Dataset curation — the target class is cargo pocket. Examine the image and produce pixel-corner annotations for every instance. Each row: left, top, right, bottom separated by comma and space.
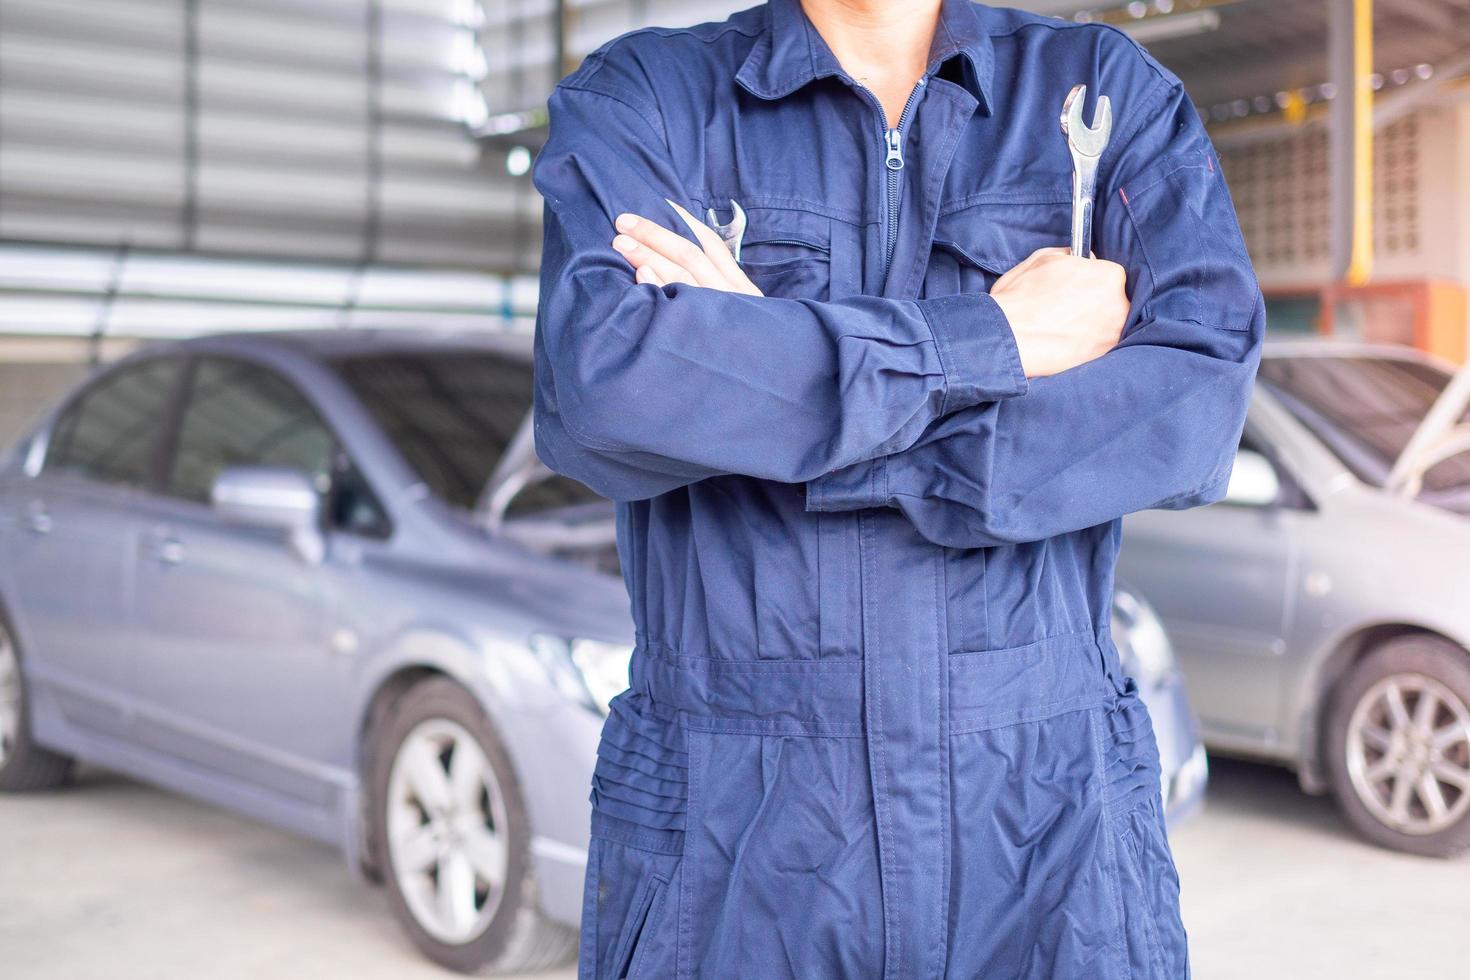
730, 205, 832, 301
582, 691, 685, 979
681, 727, 883, 978
1097, 681, 1189, 980
925, 197, 1073, 299
1118, 150, 1259, 332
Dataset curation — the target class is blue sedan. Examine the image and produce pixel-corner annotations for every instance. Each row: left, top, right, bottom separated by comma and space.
0, 329, 1204, 973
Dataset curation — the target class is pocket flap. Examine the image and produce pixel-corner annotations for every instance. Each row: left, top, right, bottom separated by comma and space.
932, 198, 1072, 275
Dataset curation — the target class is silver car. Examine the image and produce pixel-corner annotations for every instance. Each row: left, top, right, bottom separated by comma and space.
1120, 341, 1470, 858
0, 329, 1205, 973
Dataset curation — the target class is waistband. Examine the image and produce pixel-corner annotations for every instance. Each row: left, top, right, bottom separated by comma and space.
629, 628, 1124, 737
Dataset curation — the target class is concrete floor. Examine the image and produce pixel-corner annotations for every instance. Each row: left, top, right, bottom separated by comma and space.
0, 757, 1464, 979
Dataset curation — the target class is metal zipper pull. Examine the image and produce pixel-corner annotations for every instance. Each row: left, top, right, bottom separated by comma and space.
884, 128, 904, 171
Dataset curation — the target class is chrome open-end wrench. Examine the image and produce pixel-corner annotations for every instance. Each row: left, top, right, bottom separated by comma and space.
703, 199, 748, 262
1060, 85, 1113, 259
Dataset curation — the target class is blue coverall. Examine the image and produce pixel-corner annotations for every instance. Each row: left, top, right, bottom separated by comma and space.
530, 1, 1264, 976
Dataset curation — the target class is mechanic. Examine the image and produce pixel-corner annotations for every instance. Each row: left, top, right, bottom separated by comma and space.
531, 0, 1264, 977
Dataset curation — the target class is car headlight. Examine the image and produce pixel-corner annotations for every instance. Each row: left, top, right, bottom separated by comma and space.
1112, 589, 1176, 687
528, 633, 633, 715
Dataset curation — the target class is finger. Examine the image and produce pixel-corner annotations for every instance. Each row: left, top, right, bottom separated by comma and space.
994, 246, 1070, 288
664, 199, 749, 286
635, 264, 666, 287
614, 212, 723, 287
612, 234, 699, 286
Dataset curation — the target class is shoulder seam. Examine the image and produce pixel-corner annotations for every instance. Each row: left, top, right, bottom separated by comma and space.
988, 19, 1170, 88
554, 80, 670, 153
581, 17, 759, 69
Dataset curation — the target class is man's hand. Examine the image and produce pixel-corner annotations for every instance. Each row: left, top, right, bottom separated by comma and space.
989, 247, 1130, 379
611, 202, 763, 296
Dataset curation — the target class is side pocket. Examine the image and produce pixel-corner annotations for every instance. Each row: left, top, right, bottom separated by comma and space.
612, 869, 669, 979
582, 835, 680, 980
582, 691, 686, 979
1098, 684, 1189, 980
1119, 150, 1259, 332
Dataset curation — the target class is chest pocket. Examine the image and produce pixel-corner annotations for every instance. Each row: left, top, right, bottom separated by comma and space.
924, 197, 1073, 299
734, 206, 832, 302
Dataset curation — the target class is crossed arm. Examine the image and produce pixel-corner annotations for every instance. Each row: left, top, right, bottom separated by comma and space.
530, 62, 1264, 548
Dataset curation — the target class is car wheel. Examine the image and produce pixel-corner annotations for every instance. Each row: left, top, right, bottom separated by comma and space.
0, 614, 73, 792
368, 677, 575, 974
1325, 635, 1470, 858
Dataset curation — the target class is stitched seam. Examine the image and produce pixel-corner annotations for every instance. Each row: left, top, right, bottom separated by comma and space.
988, 19, 1172, 93
1121, 154, 1209, 204
893, 84, 973, 302
638, 637, 864, 673
915, 299, 957, 418
677, 729, 701, 977
860, 512, 899, 975
1091, 705, 1134, 976
556, 80, 668, 151
1122, 826, 1168, 979
946, 627, 1098, 663
940, 191, 1075, 215
949, 691, 1109, 734
933, 546, 951, 980
683, 717, 866, 737
629, 874, 672, 979
592, 824, 683, 856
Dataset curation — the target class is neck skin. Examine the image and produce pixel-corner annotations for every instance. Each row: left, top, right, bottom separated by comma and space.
799, 0, 942, 125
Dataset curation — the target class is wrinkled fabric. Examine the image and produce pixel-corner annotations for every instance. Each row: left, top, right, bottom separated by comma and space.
532, 1, 1263, 977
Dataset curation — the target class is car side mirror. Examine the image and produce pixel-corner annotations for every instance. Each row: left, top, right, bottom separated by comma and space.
1224, 449, 1281, 508
211, 465, 325, 563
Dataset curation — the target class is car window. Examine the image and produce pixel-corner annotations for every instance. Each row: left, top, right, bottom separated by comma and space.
167, 357, 336, 505
45, 357, 182, 490
329, 350, 601, 514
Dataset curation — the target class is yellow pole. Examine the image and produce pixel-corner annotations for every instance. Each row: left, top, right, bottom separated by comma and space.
1345, 0, 1374, 286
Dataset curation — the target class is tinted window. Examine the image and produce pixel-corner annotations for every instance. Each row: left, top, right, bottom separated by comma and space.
168, 358, 336, 504
1257, 355, 1470, 491
330, 350, 600, 513
46, 357, 181, 488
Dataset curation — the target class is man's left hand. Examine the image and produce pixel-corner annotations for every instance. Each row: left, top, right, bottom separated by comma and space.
612, 201, 763, 296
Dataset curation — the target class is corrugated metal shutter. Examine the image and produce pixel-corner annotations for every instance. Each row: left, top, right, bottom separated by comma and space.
0, 0, 538, 272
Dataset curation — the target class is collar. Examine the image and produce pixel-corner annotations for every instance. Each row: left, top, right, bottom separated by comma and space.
735, 0, 995, 114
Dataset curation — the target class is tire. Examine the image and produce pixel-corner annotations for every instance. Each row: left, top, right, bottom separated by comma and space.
367, 677, 575, 974
0, 612, 74, 792
1324, 635, 1470, 858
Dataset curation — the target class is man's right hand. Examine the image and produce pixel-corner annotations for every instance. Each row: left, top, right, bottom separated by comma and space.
989, 247, 1130, 379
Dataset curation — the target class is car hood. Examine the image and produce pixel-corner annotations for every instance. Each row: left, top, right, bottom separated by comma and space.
1388, 360, 1470, 500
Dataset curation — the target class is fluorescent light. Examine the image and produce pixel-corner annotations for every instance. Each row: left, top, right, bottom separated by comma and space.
1120, 9, 1221, 43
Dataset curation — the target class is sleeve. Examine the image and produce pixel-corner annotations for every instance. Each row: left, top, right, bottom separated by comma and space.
529, 62, 1028, 503
802, 70, 1265, 548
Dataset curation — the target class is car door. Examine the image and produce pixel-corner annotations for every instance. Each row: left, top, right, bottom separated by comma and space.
127, 354, 375, 813
1119, 428, 1303, 752
2, 356, 185, 739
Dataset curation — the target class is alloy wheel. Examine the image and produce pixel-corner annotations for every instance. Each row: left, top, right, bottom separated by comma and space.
385, 718, 511, 945
0, 625, 20, 767
1345, 672, 1470, 836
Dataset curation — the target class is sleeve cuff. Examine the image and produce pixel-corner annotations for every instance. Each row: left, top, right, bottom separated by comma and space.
915, 292, 1029, 415
804, 293, 1025, 513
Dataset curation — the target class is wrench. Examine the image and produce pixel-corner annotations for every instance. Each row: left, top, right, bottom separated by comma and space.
702, 199, 748, 263
1059, 84, 1113, 259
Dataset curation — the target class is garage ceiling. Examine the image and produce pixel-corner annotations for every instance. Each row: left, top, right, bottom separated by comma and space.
478, 0, 1470, 130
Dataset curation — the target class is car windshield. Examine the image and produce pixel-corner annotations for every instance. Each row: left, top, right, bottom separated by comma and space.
1257, 354, 1470, 500
328, 349, 601, 514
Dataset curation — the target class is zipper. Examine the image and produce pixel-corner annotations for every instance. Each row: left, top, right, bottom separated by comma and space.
878, 78, 926, 287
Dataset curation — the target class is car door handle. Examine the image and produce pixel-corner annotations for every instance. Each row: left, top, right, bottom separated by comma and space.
143, 535, 186, 566
25, 502, 52, 535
